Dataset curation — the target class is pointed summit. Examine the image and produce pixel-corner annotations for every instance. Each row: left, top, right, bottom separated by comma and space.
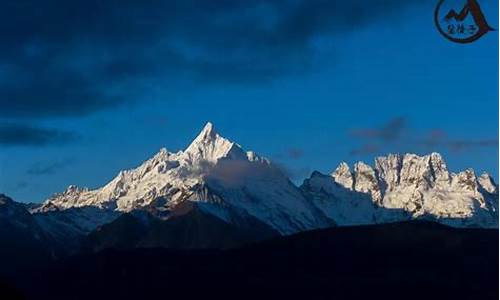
478, 173, 498, 194
186, 122, 223, 153
197, 122, 217, 140
332, 162, 354, 190
184, 122, 246, 162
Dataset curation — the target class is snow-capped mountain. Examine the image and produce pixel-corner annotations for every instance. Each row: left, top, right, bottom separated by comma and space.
35, 122, 331, 235
301, 153, 498, 228
29, 122, 498, 248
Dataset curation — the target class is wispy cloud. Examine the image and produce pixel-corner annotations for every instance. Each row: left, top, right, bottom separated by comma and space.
348, 117, 406, 156
27, 158, 73, 176
0, 122, 77, 146
420, 129, 498, 153
273, 147, 305, 160
285, 148, 305, 160
349, 117, 407, 142
349, 144, 380, 156
348, 118, 498, 156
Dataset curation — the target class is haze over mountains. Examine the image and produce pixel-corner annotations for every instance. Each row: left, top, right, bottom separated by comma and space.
1, 122, 498, 253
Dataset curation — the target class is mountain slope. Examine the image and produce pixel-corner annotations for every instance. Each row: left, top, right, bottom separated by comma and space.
33, 206, 120, 252
0, 195, 52, 276
83, 204, 278, 252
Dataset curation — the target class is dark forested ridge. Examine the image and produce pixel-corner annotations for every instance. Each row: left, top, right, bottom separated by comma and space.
1, 221, 497, 300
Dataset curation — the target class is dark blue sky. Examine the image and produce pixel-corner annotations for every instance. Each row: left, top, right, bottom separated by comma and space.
0, 0, 498, 202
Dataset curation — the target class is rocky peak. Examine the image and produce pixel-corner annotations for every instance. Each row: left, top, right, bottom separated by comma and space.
353, 162, 382, 202
302, 152, 498, 228
452, 169, 479, 192
184, 122, 247, 163
332, 162, 354, 190
307, 153, 495, 204
310, 170, 326, 179
478, 173, 498, 194
399, 154, 435, 189
1, 194, 37, 220
0, 194, 14, 206
152, 148, 170, 162
375, 154, 402, 191
63, 185, 88, 196
428, 152, 450, 184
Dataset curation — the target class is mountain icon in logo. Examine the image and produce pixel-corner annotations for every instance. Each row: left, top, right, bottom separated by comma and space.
435, 0, 494, 44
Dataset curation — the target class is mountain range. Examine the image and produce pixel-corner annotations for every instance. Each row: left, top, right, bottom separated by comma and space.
1, 122, 498, 254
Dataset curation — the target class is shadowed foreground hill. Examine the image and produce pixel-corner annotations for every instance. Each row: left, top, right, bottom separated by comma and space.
7, 221, 497, 300
83, 208, 279, 251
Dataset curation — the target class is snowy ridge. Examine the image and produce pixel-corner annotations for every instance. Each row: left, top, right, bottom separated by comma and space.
34, 122, 498, 237
35, 122, 327, 234
36, 123, 236, 212
302, 153, 498, 228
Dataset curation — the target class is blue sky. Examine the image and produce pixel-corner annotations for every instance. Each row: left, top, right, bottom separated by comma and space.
0, 0, 498, 202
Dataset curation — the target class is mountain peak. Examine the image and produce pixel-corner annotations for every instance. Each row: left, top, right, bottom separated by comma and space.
188, 122, 219, 147
332, 162, 354, 190
199, 122, 216, 139
479, 172, 497, 194
184, 122, 246, 163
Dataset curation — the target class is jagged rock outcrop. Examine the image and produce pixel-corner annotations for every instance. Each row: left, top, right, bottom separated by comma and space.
301, 153, 498, 228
